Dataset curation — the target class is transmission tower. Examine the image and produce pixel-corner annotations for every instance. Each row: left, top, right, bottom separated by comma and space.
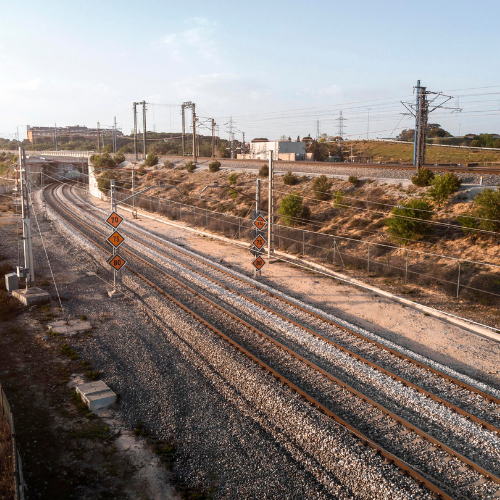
402, 80, 460, 171
336, 111, 347, 139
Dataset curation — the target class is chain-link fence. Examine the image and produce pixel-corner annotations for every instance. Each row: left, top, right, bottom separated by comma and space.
1, 383, 26, 500
108, 187, 500, 305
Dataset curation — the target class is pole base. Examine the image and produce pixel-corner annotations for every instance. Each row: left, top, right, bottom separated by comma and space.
108, 289, 124, 299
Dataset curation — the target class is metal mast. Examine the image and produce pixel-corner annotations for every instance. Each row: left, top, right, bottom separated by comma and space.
133, 102, 138, 161
142, 100, 147, 159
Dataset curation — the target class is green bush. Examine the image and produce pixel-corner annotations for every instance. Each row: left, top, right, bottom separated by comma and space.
312, 175, 332, 201
164, 160, 174, 168
114, 153, 125, 165
97, 170, 119, 193
333, 189, 345, 209
385, 198, 433, 242
186, 161, 196, 173
92, 153, 115, 169
209, 160, 221, 172
283, 171, 298, 185
428, 172, 462, 205
279, 193, 303, 226
228, 173, 238, 185
301, 205, 311, 220
145, 153, 158, 167
461, 188, 500, 232
411, 167, 435, 187
348, 175, 359, 186
259, 164, 269, 177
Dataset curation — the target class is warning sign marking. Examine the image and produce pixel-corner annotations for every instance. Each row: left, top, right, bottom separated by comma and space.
253, 215, 267, 231
252, 235, 267, 250
108, 254, 127, 271
252, 256, 266, 271
106, 211, 124, 229
107, 231, 125, 248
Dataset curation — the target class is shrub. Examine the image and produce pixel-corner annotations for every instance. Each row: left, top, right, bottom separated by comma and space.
494, 139, 500, 149
228, 173, 238, 185
209, 160, 221, 172
97, 170, 119, 193
283, 171, 298, 185
333, 189, 345, 208
301, 205, 311, 220
92, 153, 115, 169
428, 172, 462, 206
114, 153, 125, 165
312, 175, 332, 201
186, 161, 196, 173
259, 164, 269, 177
278, 193, 303, 226
385, 199, 433, 242
163, 160, 174, 168
464, 188, 500, 232
145, 154, 158, 167
348, 175, 359, 186
456, 214, 477, 234
411, 167, 435, 187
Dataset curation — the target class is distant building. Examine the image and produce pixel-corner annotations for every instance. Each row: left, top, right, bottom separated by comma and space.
241, 140, 306, 161
302, 135, 314, 146
26, 125, 123, 143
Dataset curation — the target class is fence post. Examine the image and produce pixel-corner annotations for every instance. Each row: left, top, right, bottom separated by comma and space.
205, 209, 208, 228
333, 240, 336, 264
405, 251, 408, 284
367, 243, 370, 273
457, 260, 461, 298
238, 218, 241, 239
302, 231, 305, 255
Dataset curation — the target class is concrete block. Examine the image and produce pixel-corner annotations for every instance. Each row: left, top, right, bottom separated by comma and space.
76, 381, 117, 411
12, 287, 50, 306
4, 273, 18, 292
48, 319, 91, 336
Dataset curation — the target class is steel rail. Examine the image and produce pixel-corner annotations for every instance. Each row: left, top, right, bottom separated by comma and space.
44, 181, 457, 499
68, 184, 500, 410
47, 183, 499, 497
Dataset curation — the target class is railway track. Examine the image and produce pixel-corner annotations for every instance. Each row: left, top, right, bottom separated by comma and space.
43, 181, 500, 499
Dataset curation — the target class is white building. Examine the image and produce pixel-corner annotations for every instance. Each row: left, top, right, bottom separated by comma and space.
242, 140, 307, 161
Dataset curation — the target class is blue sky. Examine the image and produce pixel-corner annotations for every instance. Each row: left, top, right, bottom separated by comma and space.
1, 0, 499, 141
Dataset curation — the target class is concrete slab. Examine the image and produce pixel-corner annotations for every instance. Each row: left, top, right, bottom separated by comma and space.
108, 289, 124, 298
48, 319, 91, 336
76, 380, 117, 411
12, 287, 50, 306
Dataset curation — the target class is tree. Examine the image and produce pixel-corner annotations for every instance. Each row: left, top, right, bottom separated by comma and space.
92, 153, 115, 169
186, 161, 196, 172
217, 142, 229, 158
428, 172, 462, 206
296, 136, 300, 142
307, 140, 329, 161
145, 153, 158, 167
259, 164, 269, 177
283, 171, 298, 185
228, 173, 238, 185
396, 129, 414, 142
461, 188, 500, 232
312, 175, 332, 200
279, 193, 303, 226
385, 199, 433, 242
427, 124, 451, 138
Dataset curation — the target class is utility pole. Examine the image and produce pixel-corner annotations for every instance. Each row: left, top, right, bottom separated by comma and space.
181, 103, 186, 156
192, 104, 197, 163
316, 120, 320, 140
229, 116, 234, 159
142, 100, 147, 160
133, 102, 138, 161
267, 150, 274, 260
17, 147, 35, 289
242, 132, 245, 157
113, 116, 117, 154
256, 177, 261, 214
54, 123, 58, 151
402, 80, 457, 173
211, 119, 216, 158
97, 121, 101, 153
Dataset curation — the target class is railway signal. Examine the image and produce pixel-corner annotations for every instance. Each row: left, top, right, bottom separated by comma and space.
106, 211, 123, 229
251, 213, 267, 276
253, 214, 267, 231
252, 234, 267, 251
252, 256, 265, 271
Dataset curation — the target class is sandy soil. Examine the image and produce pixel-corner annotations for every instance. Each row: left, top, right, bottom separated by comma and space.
83, 191, 500, 391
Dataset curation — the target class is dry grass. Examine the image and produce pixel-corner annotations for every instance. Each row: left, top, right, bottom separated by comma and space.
0, 412, 14, 500
346, 140, 500, 164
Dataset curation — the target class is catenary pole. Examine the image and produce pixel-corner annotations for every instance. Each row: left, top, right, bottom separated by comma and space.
142, 100, 147, 160
267, 150, 274, 259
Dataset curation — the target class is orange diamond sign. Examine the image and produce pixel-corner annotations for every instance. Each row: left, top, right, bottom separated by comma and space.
107, 231, 125, 248
252, 256, 266, 271
253, 215, 267, 231
106, 211, 123, 229
252, 234, 267, 250
108, 254, 127, 271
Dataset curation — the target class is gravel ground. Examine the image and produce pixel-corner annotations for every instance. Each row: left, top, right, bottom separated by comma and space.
37, 187, 443, 498
47, 184, 500, 498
